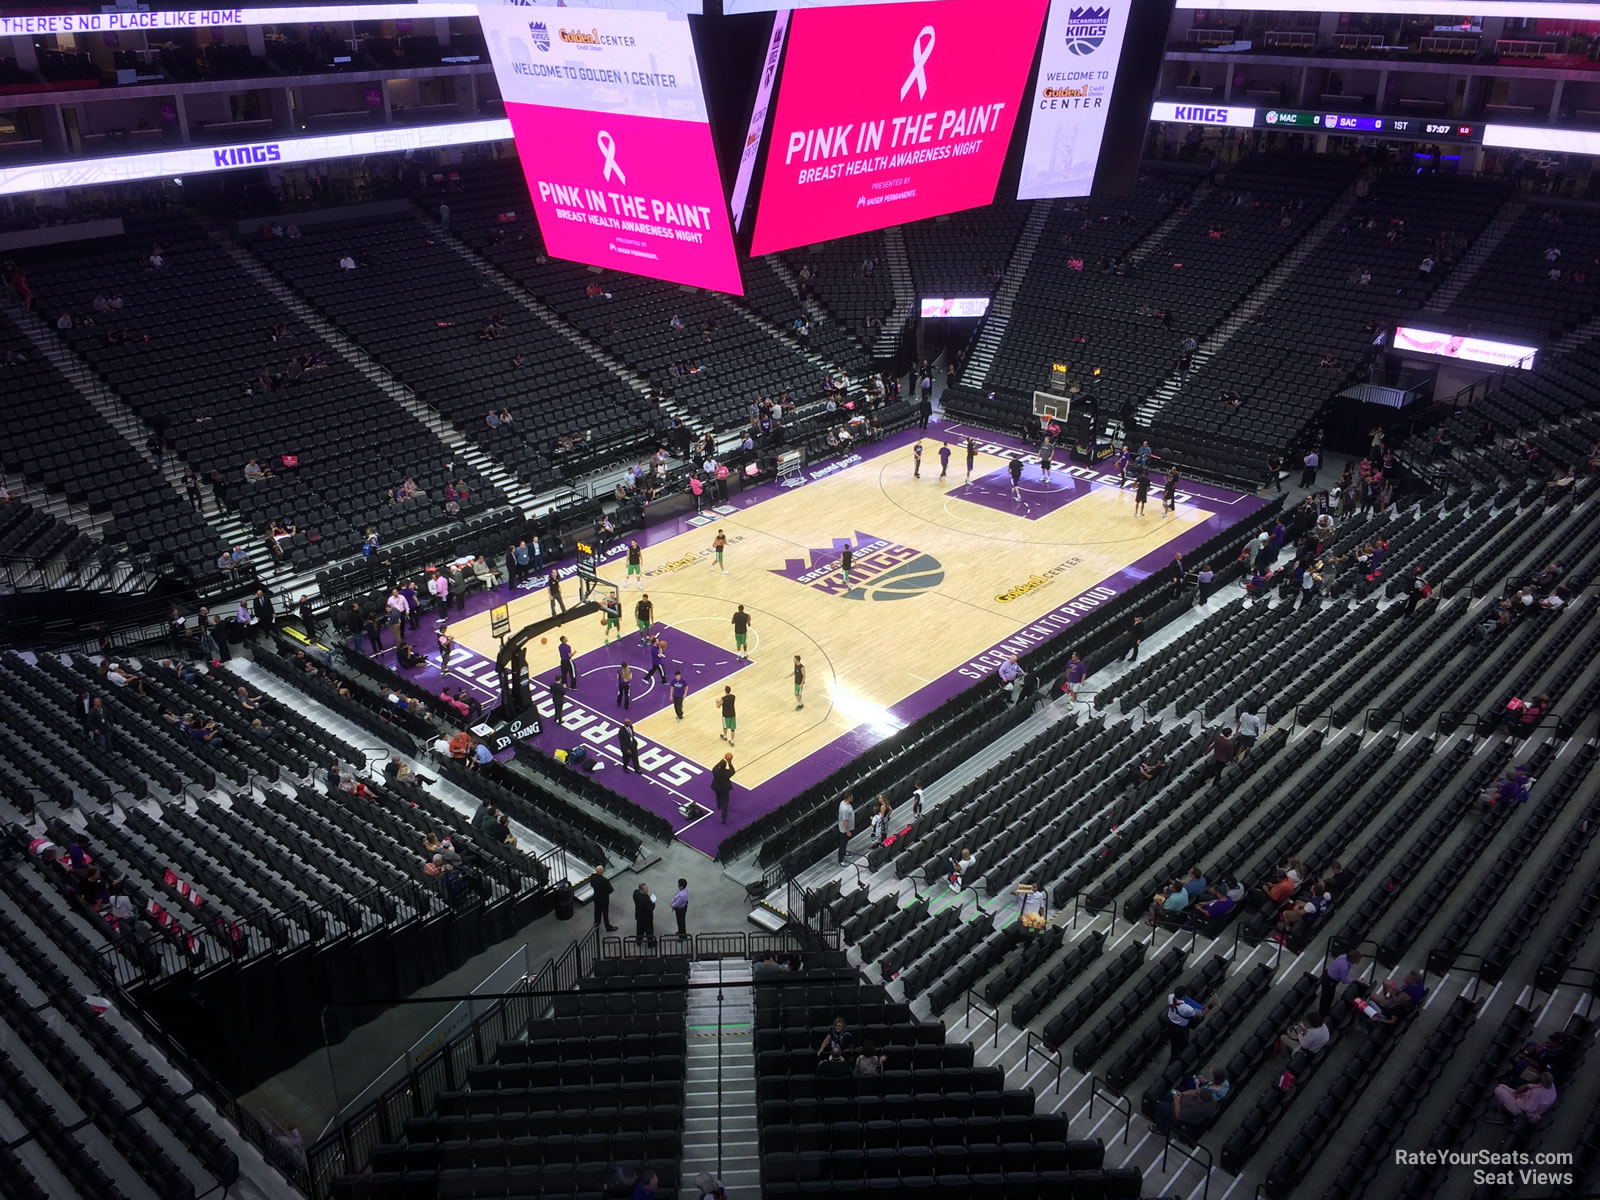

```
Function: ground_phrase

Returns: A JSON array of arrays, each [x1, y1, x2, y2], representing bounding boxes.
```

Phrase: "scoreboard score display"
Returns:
[[1261, 109, 1480, 142]]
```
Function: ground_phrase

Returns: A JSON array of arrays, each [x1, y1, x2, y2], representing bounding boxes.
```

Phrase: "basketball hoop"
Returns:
[[1033, 391, 1069, 439]]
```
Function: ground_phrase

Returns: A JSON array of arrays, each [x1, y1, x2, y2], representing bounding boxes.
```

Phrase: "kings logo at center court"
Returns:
[[772, 532, 944, 602]]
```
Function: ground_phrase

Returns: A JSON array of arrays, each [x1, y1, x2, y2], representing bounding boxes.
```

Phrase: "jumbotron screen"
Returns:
[[747, 0, 1049, 256], [478, 5, 742, 293]]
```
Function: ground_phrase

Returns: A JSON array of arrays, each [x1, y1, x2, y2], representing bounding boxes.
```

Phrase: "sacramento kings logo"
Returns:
[[1064, 6, 1110, 54], [529, 21, 551, 52], [773, 534, 945, 602]]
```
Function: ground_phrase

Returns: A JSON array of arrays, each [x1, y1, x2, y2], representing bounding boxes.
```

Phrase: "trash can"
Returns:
[[554, 880, 574, 921]]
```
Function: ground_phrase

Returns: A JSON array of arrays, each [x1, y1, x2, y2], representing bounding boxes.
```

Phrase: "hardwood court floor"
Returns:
[[448, 446, 1213, 789]]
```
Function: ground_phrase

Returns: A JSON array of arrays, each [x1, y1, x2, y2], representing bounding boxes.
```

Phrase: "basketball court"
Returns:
[[383, 417, 1268, 856]]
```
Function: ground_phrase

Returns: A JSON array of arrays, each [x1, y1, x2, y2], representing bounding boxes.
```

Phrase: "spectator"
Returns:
[[1371, 971, 1426, 1020], [633, 883, 656, 946], [1062, 652, 1087, 699], [422, 832, 460, 866], [1510, 1031, 1580, 1082], [1488, 1072, 1556, 1124], [1137, 748, 1168, 784], [1122, 615, 1144, 662], [853, 1040, 886, 1077], [1279, 1012, 1330, 1058], [1151, 1067, 1229, 1135], [947, 847, 975, 892], [591, 864, 617, 932], [818, 1016, 853, 1058], [1208, 727, 1235, 781], [1402, 565, 1429, 615], [1197, 878, 1243, 920], [86, 697, 112, 751], [1320, 948, 1362, 1015], [1148, 878, 1192, 925], [1161, 991, 1217, 1061], [670, 878, 689, 938], [1235, 707, 1264, 756]]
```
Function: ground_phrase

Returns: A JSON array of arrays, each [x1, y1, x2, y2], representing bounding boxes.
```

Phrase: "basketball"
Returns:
[[541, 637, 547, 644]]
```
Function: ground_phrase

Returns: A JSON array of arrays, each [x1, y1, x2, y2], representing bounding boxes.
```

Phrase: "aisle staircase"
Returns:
[[963, 199, 1056, 386], [681, 958, 760, 1199], [1138, 181, 1360, 428], [1425, 198, 1526, 315], [874, 225, 916, 359], [195, 215, 540, 527], [762, 253, 830, 329], [1127, 181, 1213, 269]]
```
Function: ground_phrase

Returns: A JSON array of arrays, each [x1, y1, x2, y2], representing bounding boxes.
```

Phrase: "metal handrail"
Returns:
[[1293, 704, 1333, 734], [1070, 890, 1115, 934], [1088, 1074, 1132, 1145], [1363, 708, 1404, 736], [1160, 1122, 1215, 1200], [964, 988, 1001, 1050], [1233, 918, 1286, 973], [1024, 1029, 1064, 1095]]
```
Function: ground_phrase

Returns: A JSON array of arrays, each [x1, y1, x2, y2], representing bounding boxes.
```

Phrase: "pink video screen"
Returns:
[[505, 103, 743, 294], [748, 0, 1048, 257]]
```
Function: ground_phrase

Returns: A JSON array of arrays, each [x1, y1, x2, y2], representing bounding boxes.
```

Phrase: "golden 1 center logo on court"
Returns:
[[773, 532, 944, 602]]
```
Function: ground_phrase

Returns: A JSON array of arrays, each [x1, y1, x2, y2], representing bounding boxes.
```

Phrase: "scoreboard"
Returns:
[[1261, 110, 1480, 142]]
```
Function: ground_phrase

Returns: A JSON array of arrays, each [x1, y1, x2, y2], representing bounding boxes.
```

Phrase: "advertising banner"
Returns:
[[0, 119, 510, 197], [478, 4, 741, 292], [1017, 0, 1134, 199], [748, 0, 1047, 256], [730, 10, 790, 232], [1393, 327, 1536, 370]]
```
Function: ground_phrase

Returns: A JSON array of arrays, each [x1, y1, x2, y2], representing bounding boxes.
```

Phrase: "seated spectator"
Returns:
[[422, 838, 460, 864], [1276, 887, 1332, 934], [1279, 1012, 1330, 1058], [236, 686, 262, 712], [947, 848, 976, 892], [439, 688, 469, 718], [1148, 879, 1191, 925], [101, 661, 145, 695], [1198, 878, 1244, 919], [1137, 748, 1168, 783], [1262, 860, 1302, 905], [1182, 868, 1209, 900], [1488, 1072, 1557, 1124], [1545, 465, 1576, 499], [1539, 585, 1570, 612], [496, 813, 517, 848], [818, 1016, 853, 1058], [471, 555, 503, 587], [1489, 697, 1550, 738], [1510, 1031, 1579, 1083], [1325, 861, 1355, 898], [1375, 971, 1426, 1018], [1151, 1068, 1228, 1135], [853, 1040, 886, 1077]]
